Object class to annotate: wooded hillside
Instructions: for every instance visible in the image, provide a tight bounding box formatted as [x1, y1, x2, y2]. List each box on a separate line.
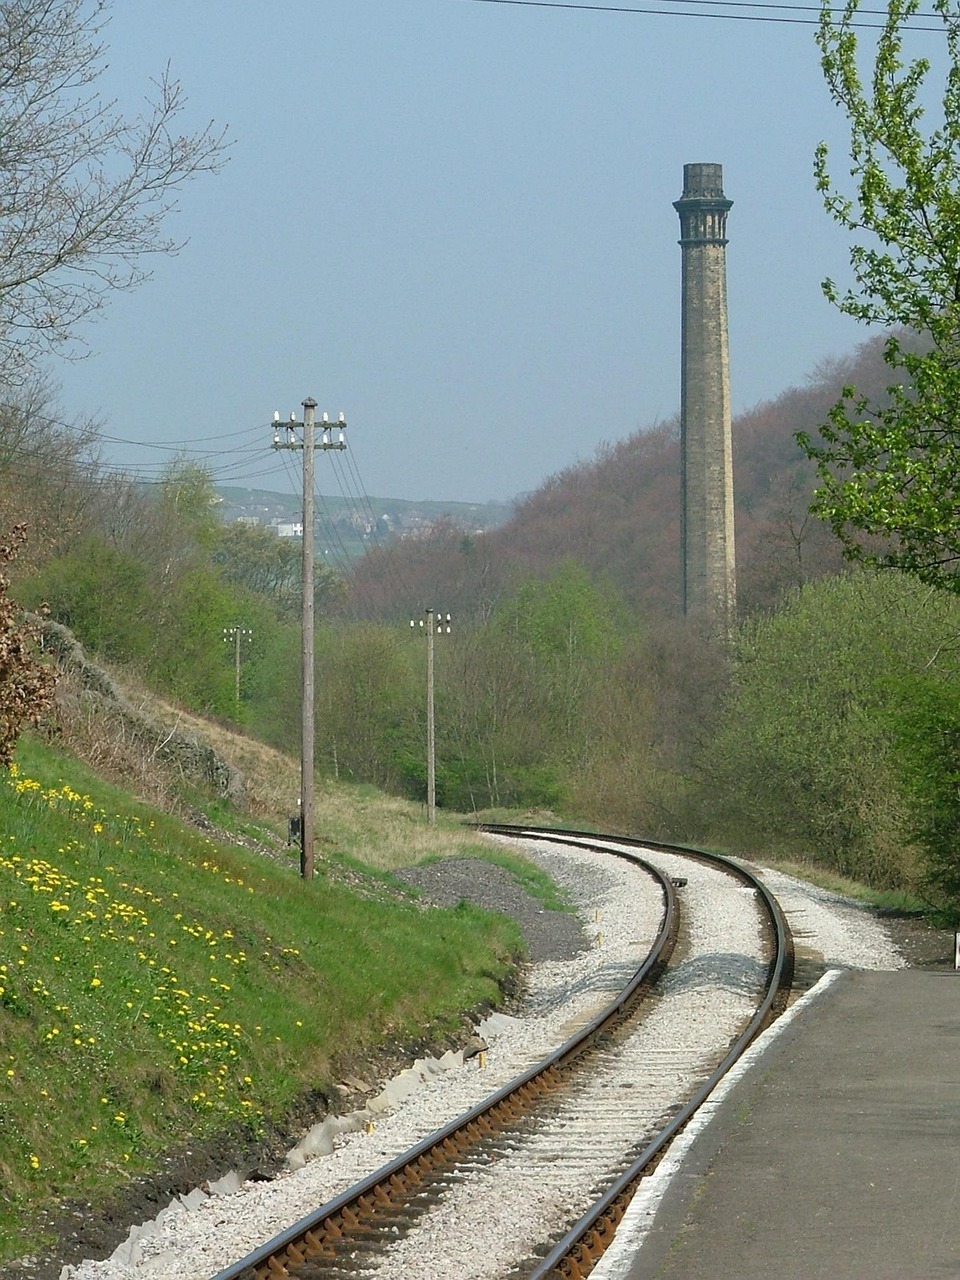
[343, 333, 893, 622]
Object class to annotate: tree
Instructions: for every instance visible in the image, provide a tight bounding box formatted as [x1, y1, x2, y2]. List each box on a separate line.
[140, 459, 222, 592]
[488, 561, 625, 757]
[213, 522, 344, 620]
[892, 676, 960, 921]
[18, 533, 152, 660]
[702, 571, 960, 886]
[146, 566, 247, 716]
[797, 0, 960, 588]
[314, 622, 416, 788]
[0, 0, 227, 383]
[0, 379, 102, 569]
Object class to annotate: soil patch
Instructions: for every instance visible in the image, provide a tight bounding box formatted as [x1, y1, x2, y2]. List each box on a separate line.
[393, 857, 587, 964]
[879, 911, 956, 970]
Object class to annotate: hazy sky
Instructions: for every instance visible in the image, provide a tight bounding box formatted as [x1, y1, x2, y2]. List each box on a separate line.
[43, 1, 935, 504]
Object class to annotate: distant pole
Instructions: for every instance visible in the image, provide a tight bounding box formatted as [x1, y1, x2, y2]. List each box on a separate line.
[272, 400, 347, 878]
[222, 626, 252, 716]
[426, 608, 436, 822]
[411, 609, 451, 824]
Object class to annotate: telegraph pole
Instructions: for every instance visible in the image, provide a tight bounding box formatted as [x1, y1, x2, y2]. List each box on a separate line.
[272, 400, 346, 878]
[411, 609, 451, 823]
[222, 626, 252, 716]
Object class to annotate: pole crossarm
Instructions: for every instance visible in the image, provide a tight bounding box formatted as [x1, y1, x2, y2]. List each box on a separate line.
[272, 409, 347, 453]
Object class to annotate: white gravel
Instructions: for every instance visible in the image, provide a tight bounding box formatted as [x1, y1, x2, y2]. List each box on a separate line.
[754, 864, 905, 970]
[58, 840, 904, 1280]
[352, 843, 769, 1279]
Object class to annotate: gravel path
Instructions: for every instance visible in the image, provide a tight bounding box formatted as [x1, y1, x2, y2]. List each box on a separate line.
[754, 865, 904, 969]
[59, 840, 906, 1280]
[392, 857, 589, 963]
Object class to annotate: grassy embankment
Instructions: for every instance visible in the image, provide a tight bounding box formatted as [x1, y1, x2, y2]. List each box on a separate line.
[0, 732, 546, 1263]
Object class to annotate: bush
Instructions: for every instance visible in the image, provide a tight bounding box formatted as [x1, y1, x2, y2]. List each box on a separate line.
[701, 571, 960, 887]
[0, 525, 55, 765]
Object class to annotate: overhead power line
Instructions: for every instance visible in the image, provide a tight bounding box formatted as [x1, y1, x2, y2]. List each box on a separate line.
[462, 0, 948, 29]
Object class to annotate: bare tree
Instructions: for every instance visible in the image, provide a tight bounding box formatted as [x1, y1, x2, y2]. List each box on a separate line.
[0, 0, 228, 381]
[0, 379, 103, 566]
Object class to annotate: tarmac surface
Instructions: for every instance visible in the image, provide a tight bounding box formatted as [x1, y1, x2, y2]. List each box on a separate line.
[614, 968, 960, 1280]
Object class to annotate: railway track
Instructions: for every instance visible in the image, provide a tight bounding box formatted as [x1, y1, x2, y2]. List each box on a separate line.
[210, 828, 793, 1280]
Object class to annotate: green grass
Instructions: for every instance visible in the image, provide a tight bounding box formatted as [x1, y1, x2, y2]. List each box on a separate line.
[754, 854, 929, 913]
[0, 736, 525, 1262]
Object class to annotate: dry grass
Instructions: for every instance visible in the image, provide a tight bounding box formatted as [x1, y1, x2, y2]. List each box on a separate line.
[49, 650, 504, 873]
[124, 690, 497, 870]
[82, 668, 299, 815]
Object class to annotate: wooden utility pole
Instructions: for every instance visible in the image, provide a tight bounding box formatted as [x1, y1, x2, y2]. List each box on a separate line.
[301, 398, 317, 880]
[272, 399, 346, 878]
[426, 607, 436, 823]
[222, 626, 252, 716]
[411, 608, 451, 824]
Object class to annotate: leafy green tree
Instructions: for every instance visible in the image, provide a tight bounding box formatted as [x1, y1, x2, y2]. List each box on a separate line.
[892, 677, 960, 921]
[489, 561, 625, 757]
[156, 461, 221, 555]
[213, 523, 300, 610]
[19, 534, 152, 662]
[213, 522, 343, 620]
[437, 625, 561, 812]
[314, 623, 418, 788]
[430, 564, 627, 812]
[130, 460, 225, 621]
[146, 567, 248, 716]
[243, 617, 301, 747]
[797, 0, 960, 588]
[703, 571, 960, 885]
[562, 633, 669, 834]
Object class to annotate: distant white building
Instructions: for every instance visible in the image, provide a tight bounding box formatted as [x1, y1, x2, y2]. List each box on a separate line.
[274, 520, 303, 539]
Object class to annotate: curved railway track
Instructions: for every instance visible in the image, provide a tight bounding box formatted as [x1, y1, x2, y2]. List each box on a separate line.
[211, 828, 793, 1280]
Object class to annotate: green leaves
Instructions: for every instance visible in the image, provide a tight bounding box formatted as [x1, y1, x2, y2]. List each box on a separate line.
[890, 674, 960, 921]
[704, 571, 960, 886]
[801, 0, 960, 587]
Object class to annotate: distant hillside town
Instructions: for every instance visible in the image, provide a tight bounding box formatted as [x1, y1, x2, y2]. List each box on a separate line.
[216, 486, 514, 560]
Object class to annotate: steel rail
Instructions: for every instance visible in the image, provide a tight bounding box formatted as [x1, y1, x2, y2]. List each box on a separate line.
[210, 846, 678, 1280]
[479, 824, 794, 1279]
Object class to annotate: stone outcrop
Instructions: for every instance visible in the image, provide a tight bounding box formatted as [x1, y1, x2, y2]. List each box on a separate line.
[34, 615, 245, 804]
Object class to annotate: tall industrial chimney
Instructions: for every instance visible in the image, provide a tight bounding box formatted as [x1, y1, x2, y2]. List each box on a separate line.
[674, 163, 736, 633]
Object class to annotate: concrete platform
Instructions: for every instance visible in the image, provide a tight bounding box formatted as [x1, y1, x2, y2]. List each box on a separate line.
[612, 969, 960, 1280]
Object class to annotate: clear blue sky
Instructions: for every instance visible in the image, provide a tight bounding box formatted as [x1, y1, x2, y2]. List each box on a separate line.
[45, 0, 920, 503]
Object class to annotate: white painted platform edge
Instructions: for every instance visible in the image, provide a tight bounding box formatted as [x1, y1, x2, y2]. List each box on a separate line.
[591, 969, 845, 1279]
